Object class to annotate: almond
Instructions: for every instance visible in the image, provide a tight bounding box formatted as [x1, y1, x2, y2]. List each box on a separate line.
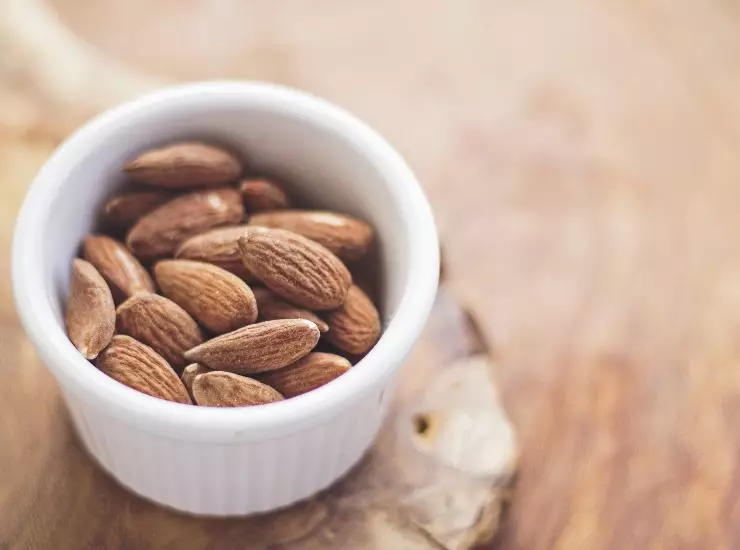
[65, 259, 115, 359]
[124, 142, 241, 188]
[239, 228, 351, 310]
[116, 293, 203, 369]
[97, 335, 191, 404]
[127, 187, 244, 259]
[249, 210, 372, 261]
[185, 319, 320, 373]
[252, 287, 329, 332]
[325, 285, 381, 355]
[83, 234, 155, 301]
[181, 363, 211, 399]
[100, 190, 171, 231]
[239, 178, 291, 212]
[175, 225, 252, 279]
[154, 260, 258, 333]
[258, 352, 351, 397]
[192, 371, 283, 407]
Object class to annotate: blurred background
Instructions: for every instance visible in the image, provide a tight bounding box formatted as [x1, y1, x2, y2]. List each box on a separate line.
[3, 1, 740, 548]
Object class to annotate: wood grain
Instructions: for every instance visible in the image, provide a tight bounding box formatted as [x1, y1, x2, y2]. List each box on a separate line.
[4, 0, 740, 547]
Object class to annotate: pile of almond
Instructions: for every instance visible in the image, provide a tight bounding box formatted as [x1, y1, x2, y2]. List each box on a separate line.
[65, 142, 381, 407]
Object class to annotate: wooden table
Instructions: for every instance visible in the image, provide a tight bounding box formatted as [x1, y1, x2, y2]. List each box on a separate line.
[4, 1, 740, 548]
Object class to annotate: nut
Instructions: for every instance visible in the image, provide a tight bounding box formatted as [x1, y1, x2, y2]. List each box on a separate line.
[83, 234, 155, 301]
[252, 287, 329, 332]
[100, 190, 171, 232]
[192, 371, 284, 407]
[259, 352, 351, 397]
[239, 178, 291, 212]
[175, 225, 252, 279]
[325, 285, 381, 355]
[65, 259, 115, 359]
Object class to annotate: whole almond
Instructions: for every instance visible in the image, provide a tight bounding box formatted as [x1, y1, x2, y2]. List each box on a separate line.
[154, 260, 258, 333]
[249, 210, 372, 261]
[239, 228, 351, 310]
[65, 259, 115, 359]
[83, 234, 155, 301]
[239, 178, 291, 212]
[124, 142, 242, 188]
[325, 285, 381, 355]
[98, 335, 191, 404]
[185, 319, 320, 373]
[258, 352, 351, 398]
[175, 225, 252, 279]
[116, 293, 203, 369]
[127, 188, 244, 260]
[192, 371, 283, 407]
[181, 363, 211, 399]
[100, 190, 171, 231]
[252, 287, 329, 332]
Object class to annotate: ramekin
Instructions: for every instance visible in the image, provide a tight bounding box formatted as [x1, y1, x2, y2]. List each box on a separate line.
[11, 82, 439, 515]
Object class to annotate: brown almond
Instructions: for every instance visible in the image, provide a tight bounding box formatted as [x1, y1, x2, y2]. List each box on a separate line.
[181, 363, 211, 399]
[65, 259, 115, 359]
[116, 293, 203, 370]
[127, 187, 244, 260]
[192, 372, 283, 407]
[239, 178, 291, 212]
[98, 335, 191, 404]
[185, 319, 320, 373]
[258, 352, 351, 398]
[100, 190, 171, 231]
[154, 260, 257, 333]
[252, 287, 329, 332]
[83, 234, 155, 301]
[249, 210, 372, 261]
[124, 142, 241, 188]
[325, 285, 381, 355]
[239, 228, 351, 310]
[175, 225, 252, 279]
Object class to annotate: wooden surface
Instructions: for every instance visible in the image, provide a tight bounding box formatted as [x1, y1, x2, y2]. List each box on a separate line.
[4, 0, 740, 548]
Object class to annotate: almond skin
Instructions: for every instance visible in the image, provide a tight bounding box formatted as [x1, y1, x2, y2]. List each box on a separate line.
[83, 234, 155, 301]
[127, 187, 244, 260]
[185, 319, 320, 373]
[116, 293, 203, 370]
[258, 352, 351, 397]
[181, 363, 211, 399]
[100, 190, 172, 232]
[124, 142, 242, 188]
[154, 260, 258, 333]
[192, 372, 283, 407]
[325, 285, 381, 355]
[239, 228, 351, 310]
[239, 178, 291, 212]
[249, 210, 373, 261]
[175, 225, 252, 279]
[65, 259, 115, 359]
[252, 287, 329, 332]
[97, 335, 191, 404]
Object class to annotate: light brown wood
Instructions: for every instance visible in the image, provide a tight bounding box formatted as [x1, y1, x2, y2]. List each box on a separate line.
[5, 0, 740, 547]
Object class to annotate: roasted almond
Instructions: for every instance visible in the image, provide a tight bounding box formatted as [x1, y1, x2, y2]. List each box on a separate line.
[175, 225, 252, 279]
[239, 228, 351, 310]
[97, 335, 191, 404]
[325, 285, 381, 355]
[127, 187, 244, 260]
[100, 190, 172, 231]
[249, 210, 372, 261]
[181, 363, 211, 399]
[239, 178, 291, 212]
[116, 293, 203, 369]
[124, 142, 242, 188]
[83, 234, 155, 301]
[192, 371, 283, 407]
[258, 352, 351, 397]
[252, 287, 329, 332]
[185, 319, 320, 373]
[154, 260, 258, 333]
[65, 259, 115, 359]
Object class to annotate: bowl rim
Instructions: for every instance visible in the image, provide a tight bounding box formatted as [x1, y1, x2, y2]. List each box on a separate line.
[12, 81, 439, 441]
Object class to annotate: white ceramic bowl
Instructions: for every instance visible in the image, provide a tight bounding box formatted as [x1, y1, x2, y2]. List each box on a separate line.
[12, 82, 439, 516]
